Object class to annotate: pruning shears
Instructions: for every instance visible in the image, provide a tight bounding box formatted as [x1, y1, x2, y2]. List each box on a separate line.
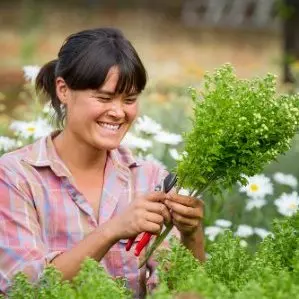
[125, 172, 177, 256]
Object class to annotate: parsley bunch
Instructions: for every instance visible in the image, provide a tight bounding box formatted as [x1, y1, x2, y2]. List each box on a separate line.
[177, 64, 299, 195]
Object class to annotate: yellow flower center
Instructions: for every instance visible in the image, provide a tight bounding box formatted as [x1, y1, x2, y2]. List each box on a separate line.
[249, 183, 259, 192]
[26, 126, 36, 133]
[289, 203, 297, 210]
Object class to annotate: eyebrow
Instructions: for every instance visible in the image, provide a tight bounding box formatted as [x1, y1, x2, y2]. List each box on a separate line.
[96, 89, 140, 97]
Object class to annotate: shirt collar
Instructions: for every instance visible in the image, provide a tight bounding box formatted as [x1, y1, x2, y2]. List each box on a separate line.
[22, 131, 140, 178]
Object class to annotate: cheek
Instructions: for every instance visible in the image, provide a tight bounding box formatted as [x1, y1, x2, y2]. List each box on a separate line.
[72, 102, 100, 120]
[126, 104, 139, 123]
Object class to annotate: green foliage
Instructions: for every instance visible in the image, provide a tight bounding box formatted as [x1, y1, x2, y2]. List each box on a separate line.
[36, 266, 75, 299]
[156, 237, 201, 291]
[6, 213, 299, 298]
[147, 283, 172, 299]
[5, 258, 129, 299]
[8, 272, 35, 299]
[72, 258, 130, 299]
[153, 237, 231, 299]
[243, 212, 299, 284]
[152, 212, 299, 299]
[177, 64, 299, 195]
[204, 231, 251, 292]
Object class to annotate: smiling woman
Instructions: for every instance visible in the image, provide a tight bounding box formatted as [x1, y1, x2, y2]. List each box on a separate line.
[0, 27, 205, 299]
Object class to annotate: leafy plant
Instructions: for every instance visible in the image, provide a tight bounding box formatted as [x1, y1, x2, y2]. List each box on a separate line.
[204, 231, 251, 292]
[5, 258, 129, 299]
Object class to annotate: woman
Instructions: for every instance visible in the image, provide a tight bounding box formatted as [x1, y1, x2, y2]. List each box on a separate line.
[0, 28, 204, 298]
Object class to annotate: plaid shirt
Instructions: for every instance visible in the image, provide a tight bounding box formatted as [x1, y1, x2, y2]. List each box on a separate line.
[0, 132, 177, 298]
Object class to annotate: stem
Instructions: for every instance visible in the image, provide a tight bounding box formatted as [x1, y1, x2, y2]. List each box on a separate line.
[138, 223, 174, 268]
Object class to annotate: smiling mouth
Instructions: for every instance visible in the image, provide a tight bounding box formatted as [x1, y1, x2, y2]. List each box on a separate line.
[97, 121, 122, 131]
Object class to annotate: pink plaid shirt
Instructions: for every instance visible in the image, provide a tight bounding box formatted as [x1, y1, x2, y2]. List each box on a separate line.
[0, 132, 177, 298]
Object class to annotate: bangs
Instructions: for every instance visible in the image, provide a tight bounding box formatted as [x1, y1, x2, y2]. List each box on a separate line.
[64, 39, 147, 94]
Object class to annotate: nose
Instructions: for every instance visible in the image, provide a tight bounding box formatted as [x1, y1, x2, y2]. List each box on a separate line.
[106, 100, 125, 119]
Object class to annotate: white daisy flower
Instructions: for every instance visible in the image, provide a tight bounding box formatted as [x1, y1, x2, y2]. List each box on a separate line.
[239, 174, 273, 199]
[245, 198, 267, 211]
[121, 132, 152, 152]
[0, 136, 19, 152]
[273, 172, 298, 189]
[215, 219, 232, 228]
[134, 115, 162, 135]
[205, 226, 224, 241]
[154, 131, 182, 145]
[10, 118, 53, 140]
[235, 224, 254, 238]
[23, 65, 40, 83]
[274, 191, 299, 217]
[254, 227, 271, 239]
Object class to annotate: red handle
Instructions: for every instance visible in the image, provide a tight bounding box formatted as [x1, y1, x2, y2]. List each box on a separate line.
[134, 232, 152, 256]
[126, 236, 136, 251]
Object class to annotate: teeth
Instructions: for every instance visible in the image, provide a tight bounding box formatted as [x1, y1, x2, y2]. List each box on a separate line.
[98, 122, 120, 131]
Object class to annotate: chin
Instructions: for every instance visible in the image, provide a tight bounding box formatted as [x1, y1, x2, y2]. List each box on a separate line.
[93, 139, 121, 151]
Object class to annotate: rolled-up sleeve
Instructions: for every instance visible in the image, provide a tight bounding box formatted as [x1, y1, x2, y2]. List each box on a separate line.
[0, 166, 62, 293]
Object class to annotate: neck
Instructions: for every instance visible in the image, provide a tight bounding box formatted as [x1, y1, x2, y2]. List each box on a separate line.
[53, 129, 107, 175]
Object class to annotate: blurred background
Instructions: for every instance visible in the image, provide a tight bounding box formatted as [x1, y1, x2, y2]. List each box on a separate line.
[0, 0, 288, 120]
[1, 0, 299, 250]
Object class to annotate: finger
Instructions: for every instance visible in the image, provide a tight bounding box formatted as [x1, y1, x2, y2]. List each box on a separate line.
[160, 204, 172, 224]
[143, 191, 167, 203]
[173, 219, 196, 234]
[166, 193, 204, 208]
[166, 193, 197, 207]
[143, 222, 161, 235]
[165, 200, 203, 219]
[145, 212, 164, 226]
[145, 202, 172, 224]
[172, 212, 200, 227]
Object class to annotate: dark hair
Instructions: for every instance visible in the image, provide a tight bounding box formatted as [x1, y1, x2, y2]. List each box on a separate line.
[36, 27, 147, 127]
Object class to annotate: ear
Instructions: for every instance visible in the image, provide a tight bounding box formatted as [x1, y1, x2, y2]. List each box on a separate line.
[56, 77, 70, 105]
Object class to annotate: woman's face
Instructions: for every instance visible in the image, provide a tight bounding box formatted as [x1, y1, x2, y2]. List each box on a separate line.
[57, 67, 140, 150]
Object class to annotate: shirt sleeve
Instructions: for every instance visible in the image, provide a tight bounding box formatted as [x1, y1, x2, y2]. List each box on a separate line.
[145, 163, 181, 292]
[0, 166, 63, 293]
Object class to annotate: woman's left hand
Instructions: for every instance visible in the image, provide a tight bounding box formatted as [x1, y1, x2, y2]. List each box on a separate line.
[164, 193, 204, 237]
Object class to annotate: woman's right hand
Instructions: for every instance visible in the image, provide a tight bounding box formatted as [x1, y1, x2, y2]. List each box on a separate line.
[110, 191, 172, 241]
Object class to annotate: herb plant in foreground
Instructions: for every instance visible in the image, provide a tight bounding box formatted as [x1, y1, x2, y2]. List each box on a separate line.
[151, 211, 299, 299]
[5, 258, 130, 299]
[141, 63, 299, 267]
[6, 212, 299, 298]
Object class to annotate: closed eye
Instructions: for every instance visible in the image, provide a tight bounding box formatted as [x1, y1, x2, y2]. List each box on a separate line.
[96, 97, 111, 102]
[124, 98, 137, 104]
